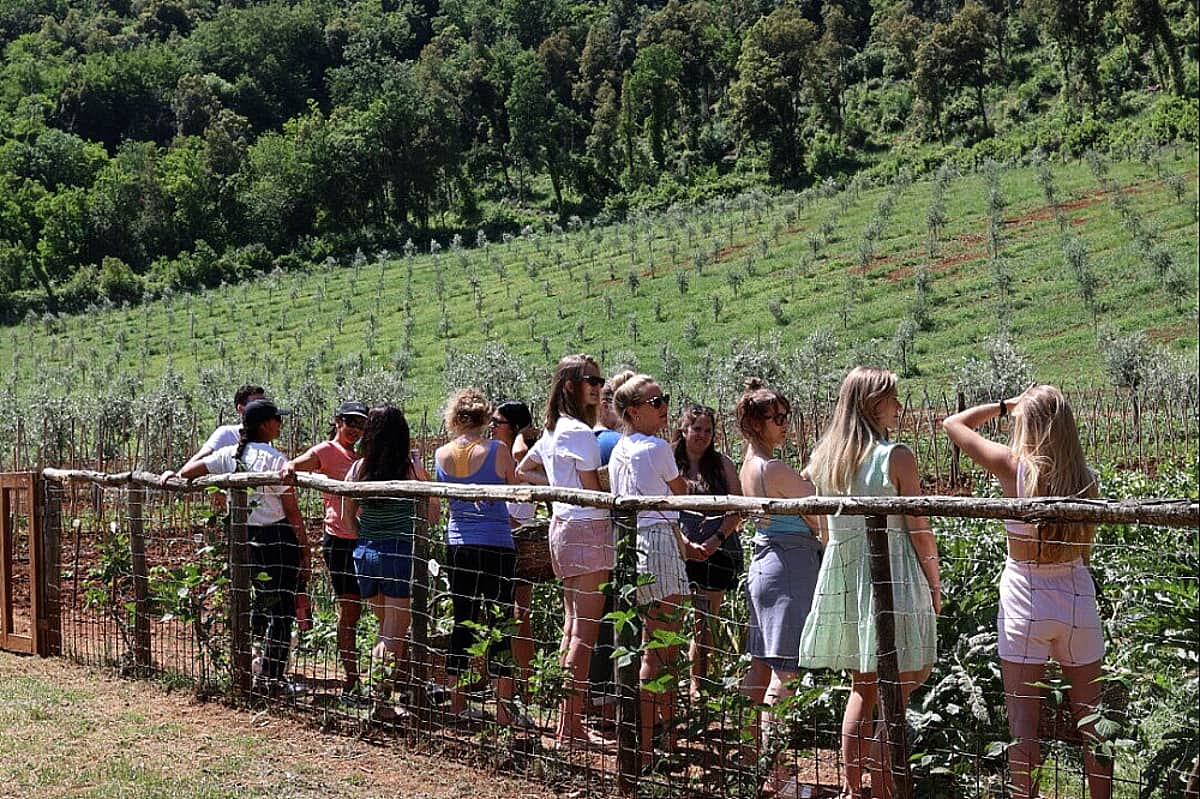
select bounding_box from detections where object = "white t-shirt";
[202,442,289,526]
[526,416,606,521]
[203,423,241,453]
[609,432,680,527]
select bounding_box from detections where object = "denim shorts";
[353,536,414,599]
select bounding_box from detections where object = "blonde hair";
[611,372,655,432]
[735,377,790,451]
[445,387,491,435]
[1011,385,1098,561]
[544,354,600,430]
[809,367,898,494]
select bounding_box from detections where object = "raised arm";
[889,445,940,616]
[515,450,549,486]
[942,401,1019,492]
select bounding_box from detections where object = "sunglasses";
[770,412,790,426]
[580,375,605,387]
[689,404,715,416]
[489,417,510,427]
[341,416,366,429]
[641,394,670,409]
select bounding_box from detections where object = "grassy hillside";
[1,149,1196,427]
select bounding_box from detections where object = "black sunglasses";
[489,417,510,427]
[340,416,366,429]
[642,394,670,409]
[580,375,605,387]
[771,412,790,426]
[690,404,716,416]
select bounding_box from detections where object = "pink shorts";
[549,516,615,580]
[998,558,1105,667]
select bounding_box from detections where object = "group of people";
[162,360,1111,799]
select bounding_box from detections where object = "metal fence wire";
[33,470,1200,799]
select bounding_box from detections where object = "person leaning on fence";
[489,400,538,691]
[177,399,311,698]
[733,379,823,792]
[435,389,530,728]
[670,403,745,701]
[609,373,711,771]
[159,384,266,512]
[943,384,1111,799]
[281,400,368,704]
[341,404,440,717]
[798,367,940,799]
[515,353,613,749]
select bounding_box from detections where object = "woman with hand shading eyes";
[516,354,613,748]
[944,385,1109,799]
[670,404,744,699]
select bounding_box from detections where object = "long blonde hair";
[1011,385,1098,561]
[809,367,897,494]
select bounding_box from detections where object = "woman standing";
[282,400,368,702]
[516,353,611,748]
[733,380,823,779]
[179,399,309,696]
[341,404,440,711]
[608,374,709,770]
[490,400,538,688]
[435,389,525,726]
[671,404,744,699]
[798,367,939,799]
[943,385,1109,799]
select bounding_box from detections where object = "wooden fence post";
[865,513,913,799]
[228,488,252,699]
[127,485,151,674]
[409,497,431,711]
[37,475,62,657]
[612,508,640,796]
[950,392,965,491]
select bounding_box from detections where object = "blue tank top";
[755,458,816,539]
[437,439,514,549]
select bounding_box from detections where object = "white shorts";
[636,522,690,606]
[997,558,1105,667]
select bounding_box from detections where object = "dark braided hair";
[234,417,271,469]
[358,404,414,482]
[671,405,729,494]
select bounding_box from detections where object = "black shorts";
[322,533,361,598]
[686,548,742,593]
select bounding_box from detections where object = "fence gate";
[0,472,43,655]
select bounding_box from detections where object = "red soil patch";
[715,240,752,263]
[1146,321,1195,343]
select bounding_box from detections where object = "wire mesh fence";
[5,386,1196,484]
[25,468,1198,798]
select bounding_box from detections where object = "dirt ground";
[0,651,557,799]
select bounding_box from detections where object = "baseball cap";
[242,399,292,427]
[336,400,369,419]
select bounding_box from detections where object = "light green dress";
[797,441,937,674]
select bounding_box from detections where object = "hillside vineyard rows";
[1,152,1196,433]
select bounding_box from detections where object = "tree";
[730,7,820,182]
[507,50,568,214]
[914,3,997,138]
[623,43,682,168]
[1025,0,1106,109]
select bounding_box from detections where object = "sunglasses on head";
[641,394,670,409]
[580,375,605,387]
[689,404,715,416]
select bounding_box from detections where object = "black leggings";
[446,544,516,678]
[249,523,301,681]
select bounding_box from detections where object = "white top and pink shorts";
[998,464,1105,667]
[526,416,614,579]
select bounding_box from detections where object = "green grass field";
[2,149,1195,420]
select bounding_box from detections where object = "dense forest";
[0,0,1196,318]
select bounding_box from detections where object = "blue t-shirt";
[595,429,622,466]
[436,440,514,549]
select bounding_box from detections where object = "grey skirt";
[745,532,823,672]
